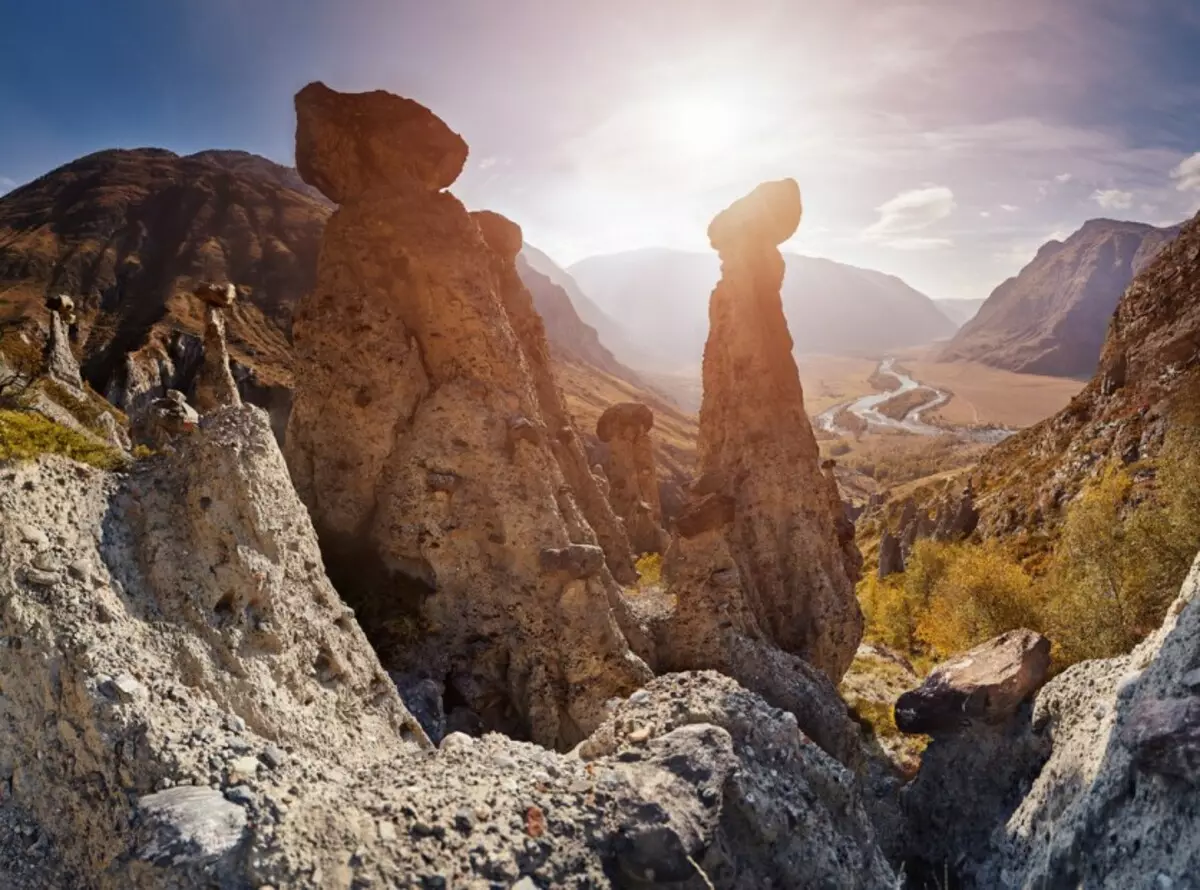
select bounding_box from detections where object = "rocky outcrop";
[670,179,863,683]
[473,209,637,584]
[0,406,894,888]
[191,283,242,414]
[878,529,904,578]
[895,629,1051,734]
[42,296,83,390]
[285,82,649,749]
[597,401,669,555]
[131,389,199,449]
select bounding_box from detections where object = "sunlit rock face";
[285,82,649,750]
[677,178,864,683]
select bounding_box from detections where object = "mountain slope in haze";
[935,298,986,328]
[940,219,1181,378]
[972,209,1200,540]
[569,248,957,370]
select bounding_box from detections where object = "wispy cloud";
[1055,172,1073,183]
[1171,152,1200,191]
[1092,188,1133,209]
[863,185,955,247]
[1000,204,1018,212]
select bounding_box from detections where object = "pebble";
[627,726,651,744]
[24,566,60,588]
[377,820,397,842]
[224,714,247,733]
[32,551,60,572]
[261,745,286,769]
[628,689,651,704]
[1181,668,1200,691]
[228,756,260,781]
[18,525,48,548]
[511,879,538,890]
[111,673,146,703]
[67,560,90,582]
[226,785,255,806]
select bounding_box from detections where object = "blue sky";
[3,0,1200,300]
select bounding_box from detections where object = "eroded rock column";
[284,82,649,749]
[597,402,668,555]
[43,294,83,390]
[192,282,242,413]
[472,210,638,584]
[667,179,864,683]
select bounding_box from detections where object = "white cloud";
[477,157,498,170]
[979,210,991,218]
[863,185,955,247]
[1055,172,1073,183]
[1171,152,1200,191]
[1092,188,1133,209]
[1000,204,1018,212]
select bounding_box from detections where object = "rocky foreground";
[0,82,1197,889]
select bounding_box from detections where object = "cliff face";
[941,218,1181,378]
[971,210,1200,538]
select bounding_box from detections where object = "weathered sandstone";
[43,296,83,390]
[191,282,242,413]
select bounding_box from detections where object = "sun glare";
[649,92,748,159]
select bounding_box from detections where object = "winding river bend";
[815,358,1013,444]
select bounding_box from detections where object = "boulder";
[294,80,468,203]
[895,628,1051,734]
[597,401,669,555]
[285,84,649,749]
[132,389,199,449]
[668,178,863,684]
[193,281,236,309]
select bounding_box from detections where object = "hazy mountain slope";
[935,298,986,327]
[940,219,1181,378]
[972,209,1200,540]
[569,248,955,369]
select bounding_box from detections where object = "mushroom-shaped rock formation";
[42,294,83,389]
[597,401,669,555]
[294,81,468,204]
[472,209,638,585]
[285,83,650,749]
[191,282,242,414]
[664,178,864,685]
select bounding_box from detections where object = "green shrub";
[0,410,124,470]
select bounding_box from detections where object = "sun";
[648,91,748,159]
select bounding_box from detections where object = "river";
[815,358,1013,444]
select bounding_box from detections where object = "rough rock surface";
[895,629,1051,735]
[672,178,863,683]
[43,302,83,390]
[191,284,243,414]
[474,209,638,584]
[285,83,649,749]
[971,555,1200,888]
[0,407,895,888]
[597,401,669,555]
[878,529,903,578]
[131,389,199,450]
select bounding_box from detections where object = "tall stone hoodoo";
[670,179,864,682]
[43,294,83,390]
[284,83,649,749]
[597,401,669,555]
[471,209,638,584]
[192,282,242,413]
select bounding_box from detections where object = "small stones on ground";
[628,689,651,704]
[67,560,90,582]
[628,726,652,744]
[23,567,61,588]
[377,820,397,842]
[31,551,59,572]
[18,525,48,548]
[453,809,475,834]
[110,673,146,703]
[511,878,538,890]
[224,714,247,733]
[261,745,286,769]
[225,785,254,806]
[228,756,260,782]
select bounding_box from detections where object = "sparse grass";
[634,552,663,588]
[904,359,1084,428]
[0,409,124,469]
[820,432,986,488]
[795,355,882,414]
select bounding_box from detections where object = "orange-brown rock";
[668,178,863,683]
[294,81,468,203]
[285,83,649,750]
[597,402,668,555]
[472,209,637,584]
